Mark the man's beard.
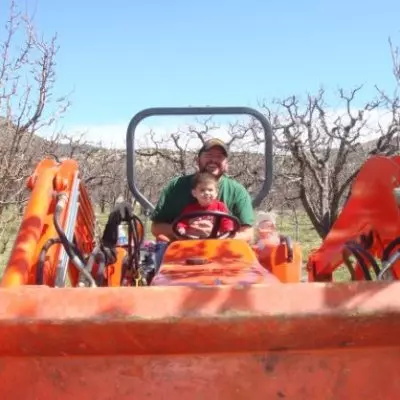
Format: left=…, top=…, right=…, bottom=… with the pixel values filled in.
left=201, top=163, right=223, bottom=175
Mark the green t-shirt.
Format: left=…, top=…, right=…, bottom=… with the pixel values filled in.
left=151, top=174, right=255, bottom=226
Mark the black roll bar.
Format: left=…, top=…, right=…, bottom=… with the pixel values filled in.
left=126, top=106, right=273, bottom=213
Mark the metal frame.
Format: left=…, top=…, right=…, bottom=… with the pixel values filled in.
left=126, top=106, right=273, bottom=213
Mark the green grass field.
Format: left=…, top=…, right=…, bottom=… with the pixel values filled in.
left=0, top=208, right=351, bottom=281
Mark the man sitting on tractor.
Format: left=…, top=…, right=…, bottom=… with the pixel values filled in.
left=150, top=138, right=255, bottom=242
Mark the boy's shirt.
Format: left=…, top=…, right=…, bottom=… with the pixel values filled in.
left=176, top=199, right=234, bottom=232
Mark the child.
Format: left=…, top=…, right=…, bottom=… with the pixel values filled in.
left=254, top=210, right=281, bottom=250
left=176, top=172, right=235, bottom=237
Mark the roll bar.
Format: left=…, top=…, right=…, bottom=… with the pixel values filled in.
left=126, top=106, right=273, bottom=213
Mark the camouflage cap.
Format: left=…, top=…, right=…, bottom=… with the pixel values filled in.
left=198, top=138, right=228, bottom=157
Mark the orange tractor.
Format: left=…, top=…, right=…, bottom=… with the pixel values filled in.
left=1, top=107, right=400, bottom=399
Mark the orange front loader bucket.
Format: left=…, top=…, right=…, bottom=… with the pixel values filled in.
left=1, top=282, right=400, bottom=399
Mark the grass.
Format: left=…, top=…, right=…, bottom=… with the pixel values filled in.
left=0, top=206, right=351, bottom=281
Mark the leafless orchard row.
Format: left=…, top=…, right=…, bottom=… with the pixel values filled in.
left=0, top=1, right=399, bottom=256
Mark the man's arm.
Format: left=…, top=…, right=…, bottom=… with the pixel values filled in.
left=150, top=179, right=178, bottom=240
left=233, top=225, right=254, bottom=242
left=151, top=221, right=176, bottom=239
left=151, top=209, right=189, bottom=239
left=152, top=219, right=215, bottom=239
left=217, top=201, right=235, bottom=232
left=230, top=184, right=256, bottom=242
left=217, top=199, right=253, bottom=241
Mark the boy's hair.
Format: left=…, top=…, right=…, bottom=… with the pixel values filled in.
left=191, top=171, right=218, bottom=189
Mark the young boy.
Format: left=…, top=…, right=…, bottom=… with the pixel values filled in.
left=176, top=171, right=234, bottom=237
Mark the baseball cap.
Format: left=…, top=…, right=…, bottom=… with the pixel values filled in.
left=198, top=138, right=228, bottom=157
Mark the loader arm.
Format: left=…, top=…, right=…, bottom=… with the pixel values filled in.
left=1, top=159, right=96, bottom=287
left=307, top=155, right=400, bottom=281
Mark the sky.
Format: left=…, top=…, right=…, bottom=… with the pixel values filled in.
left=1, top=0, right=400, bottom=148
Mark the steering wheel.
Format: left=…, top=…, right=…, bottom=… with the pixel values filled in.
left=171, top=210, right=241, bottom=240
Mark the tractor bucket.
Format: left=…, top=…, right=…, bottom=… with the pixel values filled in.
left=1, top=282, right=400, bottom=399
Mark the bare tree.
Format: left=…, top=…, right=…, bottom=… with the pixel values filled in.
left=369, top=37, right=400, bottom=156
left=261, top=81, right=400, bottom=238
left=0, top=0, right=70, bottom=253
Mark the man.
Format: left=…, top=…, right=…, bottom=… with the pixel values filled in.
left=151, top=138, right=255, bottom=242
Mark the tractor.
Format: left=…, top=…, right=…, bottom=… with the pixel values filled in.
left=1, top=107, right=400, bottom=399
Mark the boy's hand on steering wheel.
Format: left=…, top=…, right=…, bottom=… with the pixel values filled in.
left=177, top=226, right=186, bottom=236
left=187, top=219, right=213, bottom=238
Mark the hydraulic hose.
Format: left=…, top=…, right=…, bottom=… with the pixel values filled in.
left=377, top=237, right=400, bottom=280
left=132, top=214, right=145, bottom=247
left=378, top=250, right=400, bottom=280
left=53, top=193, right=97, bottom=287
left=382, top=237, right=400, bottom=262
left=127, top=215, right=141, bottom=283
left=36, top=238, right=62, bottom=285
left=77, top=246, right=106, bottom=287
left=344, top=240, right=381, bottom=280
